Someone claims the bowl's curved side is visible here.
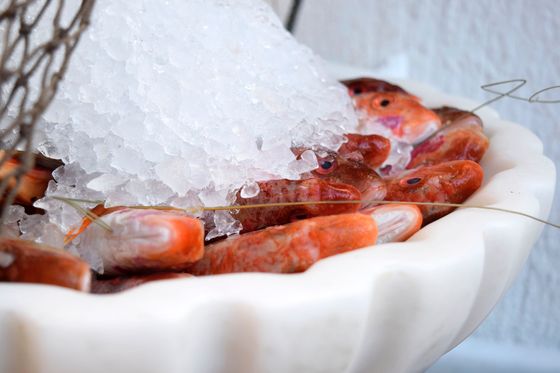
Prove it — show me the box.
[344,81,556,372]
[0,75,555,373]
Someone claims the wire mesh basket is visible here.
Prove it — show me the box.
[0,0,95,227]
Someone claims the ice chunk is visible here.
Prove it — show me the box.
[87,174,128,193]
[287,149,319,177]
[27,0,357,238]
[153,156,193,195]
[19,213,66,248]
[240,180,261,199]
[1,205,25,238]
[205,211,243,241]
[71,234,105,274]
[300,149,318,165]
[379,140,414,176]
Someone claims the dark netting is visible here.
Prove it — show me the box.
[0,0,95,227]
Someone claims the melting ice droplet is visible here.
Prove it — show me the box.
[240,181,260,199]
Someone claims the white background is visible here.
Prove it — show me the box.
[266,0,560,367]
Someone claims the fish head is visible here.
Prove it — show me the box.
[408,117,489,169]
[354,92,441,144]
[341,77,413,97]
[297,178,362,217]
[294,148,387,209]
[432,106,483,129]
[235,177,362,230]
[339,133,391,169]
[390,160,484,204]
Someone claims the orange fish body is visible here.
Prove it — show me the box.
[432,106,483,129]
[188,213,377,275]
[384,160,484,224]
[0,238,91,291]
[234,178,362,233]
[338,133,391,169]
[408,107,488,169]
[75,208,205,275]
[0,156,54,208]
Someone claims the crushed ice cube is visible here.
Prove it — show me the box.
[19,213,66,248]
[300,149,318,165]
[206,211,243,241]
[0,205,25,238]
[87,174,128,193]
[379,140,414,176]
[71,234,105,274]
[240,180,261,199]
[287,149,319,176]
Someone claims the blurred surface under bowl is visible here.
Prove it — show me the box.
[0,64,555,373]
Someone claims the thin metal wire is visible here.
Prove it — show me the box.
[53,196,560,231]
[469,79,527,113]
[470,79,560,113]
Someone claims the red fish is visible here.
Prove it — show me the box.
[75,208,205,275]
[234,178,362,233]
[0,151,61,209]
[0,238,91,291]
[384,160,484,224]
[293,147,386,208]
[408,107,489,168]
[188,213,377,275]
[353,91,442,144]
[341,77,413,97]
[338,133,391,169]
[432,106,483,129]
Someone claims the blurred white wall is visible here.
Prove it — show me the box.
[266,0,560,351]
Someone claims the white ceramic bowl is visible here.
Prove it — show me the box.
[0,68,555,373]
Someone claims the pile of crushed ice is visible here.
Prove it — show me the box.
[21,0,358,243]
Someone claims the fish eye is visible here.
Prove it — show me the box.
[380,99,391,107]
[321,160,333,169]
[399,176,422,187]
[315,157,337,175]
[353,87,363,95]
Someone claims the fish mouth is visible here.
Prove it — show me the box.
[377,115,402,130]
[289,209,311,222]
[359,180,387,209]
[301,181,361,216]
